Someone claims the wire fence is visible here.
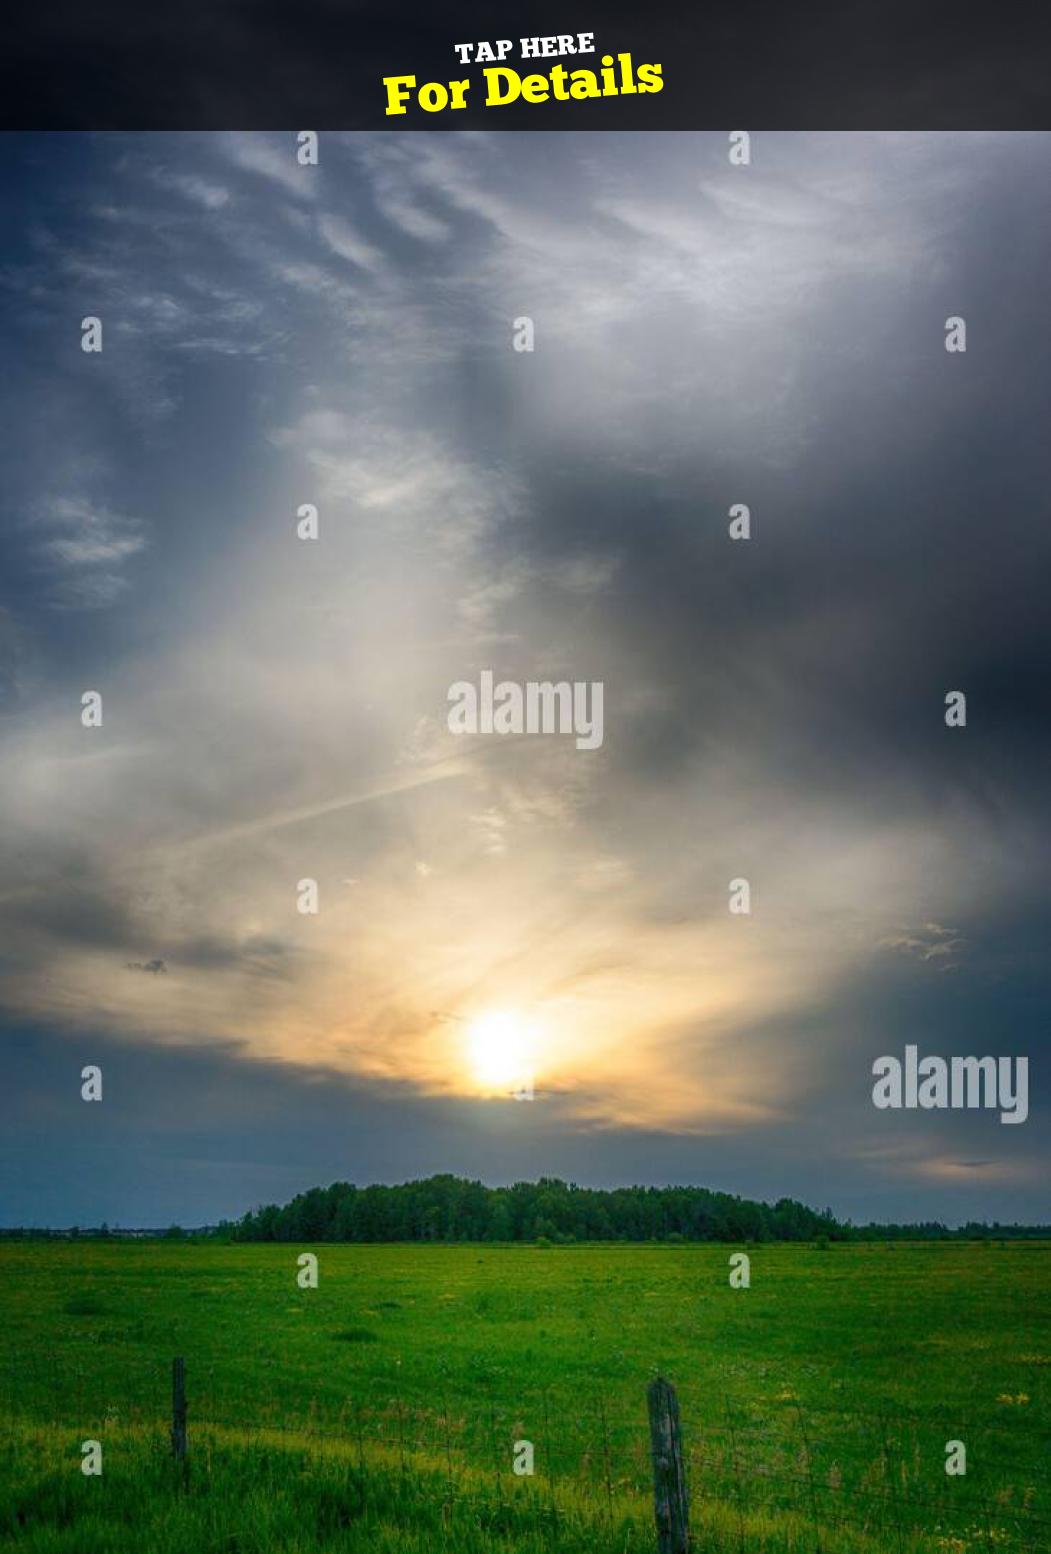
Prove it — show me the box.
[3,1352,1049,1552]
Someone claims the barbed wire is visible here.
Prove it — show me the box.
[3,1353,1047,1550]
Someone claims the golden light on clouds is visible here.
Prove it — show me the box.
[0,740,978,1139]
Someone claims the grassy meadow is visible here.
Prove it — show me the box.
[1,1240,1048,1552]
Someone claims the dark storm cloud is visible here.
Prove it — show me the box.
[488,138,1051,831]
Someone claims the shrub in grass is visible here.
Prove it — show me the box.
[62,1294,105,1316]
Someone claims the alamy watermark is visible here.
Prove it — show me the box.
[447,670,603,750]
[872,1045,1028,1125]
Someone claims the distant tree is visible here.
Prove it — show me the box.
[223,1177,1049,1247]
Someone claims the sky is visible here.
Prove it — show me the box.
[1,130,1048,1228]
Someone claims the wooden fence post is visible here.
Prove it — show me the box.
[171,1357,188,1465]
[647,1376,689,1554]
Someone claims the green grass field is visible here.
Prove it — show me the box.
[2,1241,1048,1552]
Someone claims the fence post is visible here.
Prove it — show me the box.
[171,1357,188,1465]
[647,1377,689,1554]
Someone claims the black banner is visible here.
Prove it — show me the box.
[3,0,1050,129]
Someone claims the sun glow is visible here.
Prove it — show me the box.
[466,1009,534,1093]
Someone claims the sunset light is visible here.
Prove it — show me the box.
[466,1009,534,1093]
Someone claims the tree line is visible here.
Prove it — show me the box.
[221,1175,1049,1245]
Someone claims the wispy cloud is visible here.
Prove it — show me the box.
[218,131,318,200]
[33,497,147,608]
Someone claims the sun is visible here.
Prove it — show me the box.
[466,1009,533,1093]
